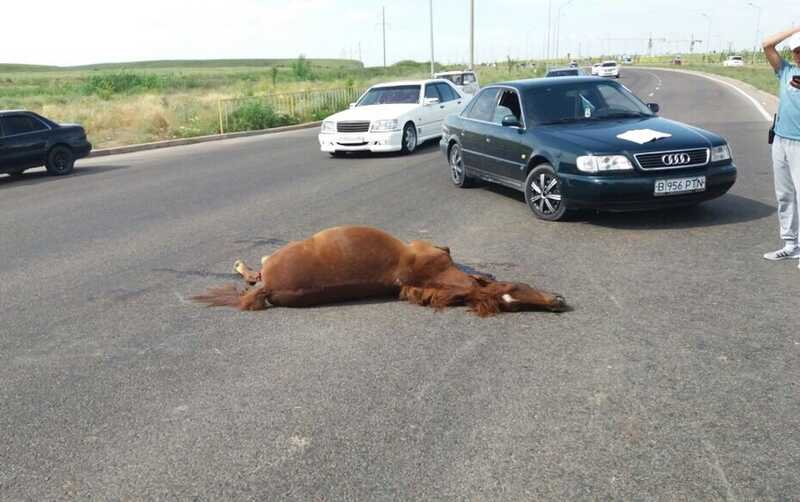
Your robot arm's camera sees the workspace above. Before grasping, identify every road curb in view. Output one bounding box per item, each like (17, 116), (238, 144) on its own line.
(637, 66), (778, 121)
(88, 121), (322, 158)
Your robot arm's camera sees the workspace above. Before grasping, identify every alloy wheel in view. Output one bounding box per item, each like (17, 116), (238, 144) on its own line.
(528, 171), (563, 216)
(403, 125), (417, 153)
(449, 145), (464, 184)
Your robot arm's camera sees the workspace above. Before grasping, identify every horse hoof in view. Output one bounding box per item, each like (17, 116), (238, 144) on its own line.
(233, 259), (245, 274)
(552, 295), (569, 312)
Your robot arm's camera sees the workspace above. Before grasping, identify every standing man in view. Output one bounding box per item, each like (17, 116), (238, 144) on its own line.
(763, 28), (800, 265)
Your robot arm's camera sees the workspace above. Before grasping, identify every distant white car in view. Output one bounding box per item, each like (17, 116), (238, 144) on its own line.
(723, 56), (744, 67)
(318, 79), (467, 156)
(433, 70), (480, 96)
(597, 60), (620, 78)
(591, 63), (601, 75)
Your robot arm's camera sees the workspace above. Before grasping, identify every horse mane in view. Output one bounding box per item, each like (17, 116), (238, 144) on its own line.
(465, 287), (503, 317)
(399, 285), (468, 310)
(400, 283), (506, 317)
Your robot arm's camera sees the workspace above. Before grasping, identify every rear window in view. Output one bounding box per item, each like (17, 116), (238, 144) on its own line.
(1, 115), (49, 136)
(731, 56), (742, 61)
(463, 88), (500, 122)
(435, 83), (459, 102)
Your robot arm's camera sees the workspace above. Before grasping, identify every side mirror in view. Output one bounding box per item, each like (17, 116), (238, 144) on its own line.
(349, 103), (356, 109)
(501, 114), (522, 128)
(647, 103), (660, 113)
(423, 97), (440, 106)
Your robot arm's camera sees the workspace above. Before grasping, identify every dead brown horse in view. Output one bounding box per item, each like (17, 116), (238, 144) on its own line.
(192, 226), (567, 316)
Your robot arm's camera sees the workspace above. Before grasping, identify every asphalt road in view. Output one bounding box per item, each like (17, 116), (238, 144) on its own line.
(1, 68), (797, 501)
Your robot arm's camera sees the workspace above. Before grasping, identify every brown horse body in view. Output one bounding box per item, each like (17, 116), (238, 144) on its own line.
(193, 226), (566, 316)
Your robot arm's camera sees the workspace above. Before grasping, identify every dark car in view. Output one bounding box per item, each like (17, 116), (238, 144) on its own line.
(440, 77), (736, 220)
(0, 110), (92, 177)
(545, 67), (587, 77)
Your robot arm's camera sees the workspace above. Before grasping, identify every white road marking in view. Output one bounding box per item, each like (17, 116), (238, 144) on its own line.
(691, 72), (772, 122)
(641, 67), (771, 122)
(174, 291), (191, 305)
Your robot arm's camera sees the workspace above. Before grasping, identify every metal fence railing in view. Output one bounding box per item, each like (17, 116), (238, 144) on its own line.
(217, 87), (366, 134)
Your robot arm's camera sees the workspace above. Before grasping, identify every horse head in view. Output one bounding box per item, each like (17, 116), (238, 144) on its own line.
(470, 280), (568, 315)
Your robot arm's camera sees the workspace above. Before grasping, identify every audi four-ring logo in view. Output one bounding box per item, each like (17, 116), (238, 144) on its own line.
(661, 153), (692, 166)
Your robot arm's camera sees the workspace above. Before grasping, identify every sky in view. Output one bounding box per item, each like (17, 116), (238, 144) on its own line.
(2, 0), (799, 67)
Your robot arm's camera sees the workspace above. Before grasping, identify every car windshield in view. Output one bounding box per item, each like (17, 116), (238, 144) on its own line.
(358, 85), (420, 105)
(731, 56), (742, 61)
(525, 81), (654, 125)
(602, 62), (617, 67)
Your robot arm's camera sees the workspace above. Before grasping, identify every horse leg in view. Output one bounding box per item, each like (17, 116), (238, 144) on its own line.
(233, 259), (261, 286)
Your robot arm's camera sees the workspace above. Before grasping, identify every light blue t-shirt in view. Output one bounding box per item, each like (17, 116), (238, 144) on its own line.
(775, 59), (800, 140)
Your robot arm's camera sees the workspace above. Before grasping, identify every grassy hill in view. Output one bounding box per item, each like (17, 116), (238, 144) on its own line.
(0, 59), (364, 73)
(0, 64), (60, 72)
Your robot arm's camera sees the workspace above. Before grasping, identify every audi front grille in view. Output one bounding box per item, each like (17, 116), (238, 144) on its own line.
(336, 121), (371, 133)
(633, 148), (710, 170)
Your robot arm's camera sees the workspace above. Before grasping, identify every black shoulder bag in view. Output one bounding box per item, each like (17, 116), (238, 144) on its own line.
(769, 114), (777, 144)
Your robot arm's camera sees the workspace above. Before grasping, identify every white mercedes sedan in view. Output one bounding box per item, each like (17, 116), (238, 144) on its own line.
(318, 79), (467, 156)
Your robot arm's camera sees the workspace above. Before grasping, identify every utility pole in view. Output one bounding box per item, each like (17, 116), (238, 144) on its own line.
(469, 0), (474, 70)
(701, 13), (712, 54)
(429, 0), (435, 76)
(747, 2), (761, 64)
(547, 0), (553, 65)
(383, 7), (388, 68)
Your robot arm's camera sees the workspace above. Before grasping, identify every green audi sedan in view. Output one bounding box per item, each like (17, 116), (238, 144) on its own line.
(440, 77), (737, 221)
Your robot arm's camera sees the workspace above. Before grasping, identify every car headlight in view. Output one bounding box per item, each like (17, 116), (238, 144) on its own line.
(711, 144), (731, 162)
(576, 155), (634, 173)
(371, 119), (400, 132)
(321, 120), (336, 133)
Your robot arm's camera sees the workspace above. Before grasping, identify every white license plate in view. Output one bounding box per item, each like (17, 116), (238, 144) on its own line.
(338, 136), (363, 144)
(654, 176), (706, 196)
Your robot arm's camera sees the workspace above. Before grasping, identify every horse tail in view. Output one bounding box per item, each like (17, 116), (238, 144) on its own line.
(192, 284), (271, 311)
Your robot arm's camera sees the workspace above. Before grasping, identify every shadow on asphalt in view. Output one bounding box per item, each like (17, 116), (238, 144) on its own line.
(0, 165), (130, 188)
(584, 194), (775, 229)
(321, 139), (439, 161)
(480, 184), (775, 229)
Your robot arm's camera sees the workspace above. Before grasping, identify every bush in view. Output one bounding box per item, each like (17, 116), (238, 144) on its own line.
(227, 101), (296, 132)
(80, 71), (200, 97)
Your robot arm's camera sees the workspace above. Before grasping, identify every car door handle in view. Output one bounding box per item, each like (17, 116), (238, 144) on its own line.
(439, 105), (445, 109)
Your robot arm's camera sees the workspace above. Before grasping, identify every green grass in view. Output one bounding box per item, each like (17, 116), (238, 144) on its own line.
(0, 53), (775, 148)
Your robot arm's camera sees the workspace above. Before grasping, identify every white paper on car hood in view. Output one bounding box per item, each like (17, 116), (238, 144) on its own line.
(616, 129), (672, 144)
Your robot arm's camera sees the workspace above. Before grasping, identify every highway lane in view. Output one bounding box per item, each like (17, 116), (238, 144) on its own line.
(1, 68), (797, 500)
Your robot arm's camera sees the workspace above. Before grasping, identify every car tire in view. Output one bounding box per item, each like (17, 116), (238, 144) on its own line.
(524, 164), (567, 221)
(449, 143), (475, 188)
(400, 122), (417, 155)
(45, 145), (75, 176)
